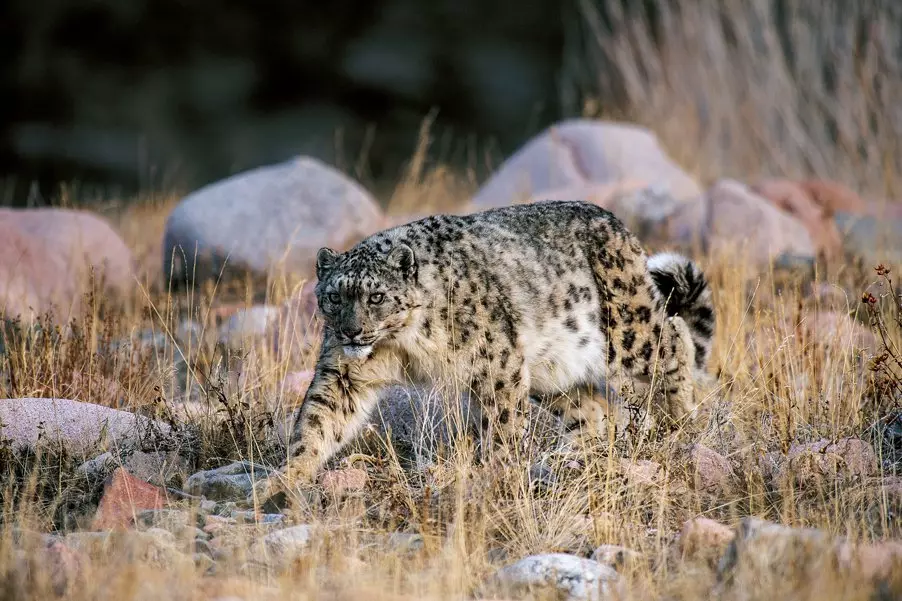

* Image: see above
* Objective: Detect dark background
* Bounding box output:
[1,0,614,205]
[3,0,883,207]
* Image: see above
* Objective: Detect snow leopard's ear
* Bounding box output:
[387,243,417,281]
[316,247,339,280]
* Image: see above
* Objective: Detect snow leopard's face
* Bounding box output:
[313,242,418,359]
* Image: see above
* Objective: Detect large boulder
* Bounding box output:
[470,119,701,210]
[670,179,816,266]
[0,398,171,457]
[162,156,385,288]
[0,208,135,323]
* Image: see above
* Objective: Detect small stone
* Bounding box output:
[387,532,425,554]
[217,305,281,349]
[65,529,189,570]
[678,517,736,564]
[775,438,878,485]
[688,444,737,495]
[717,517,902,596]
[229,510,285,526]
[491,553,618,601]
[618,458,662,487]
[257,525,316,565]
[590,545,641,571]
[92,468,167,531]
[136,509,191,534]
[184,461,276,501]
[319,467,367,495]
[204,515,237,535]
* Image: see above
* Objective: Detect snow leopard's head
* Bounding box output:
[313,240,419,359]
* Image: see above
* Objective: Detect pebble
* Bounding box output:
[490,553,618,601]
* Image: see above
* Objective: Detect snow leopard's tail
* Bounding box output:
[646,252,715,371]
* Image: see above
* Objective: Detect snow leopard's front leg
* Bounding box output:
[250,331,402,503]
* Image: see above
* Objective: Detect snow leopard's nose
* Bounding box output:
[341,327,363,340]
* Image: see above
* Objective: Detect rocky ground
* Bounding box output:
[1,119,902,600]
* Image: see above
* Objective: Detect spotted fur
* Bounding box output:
[252,200,715,500]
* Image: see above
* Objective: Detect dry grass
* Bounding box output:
[2,2,902,600]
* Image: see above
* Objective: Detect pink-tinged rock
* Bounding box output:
[163,156,385,288]
[799,179,868,214]
[678,517,735,563]
[92,468,167,531]
[720,518,902,596]
[618,459,663,487]
[215,281,320,364]
[471,119,701,210]
[751,179,843,260]
[319,467,368,495]
[688,444,737,495]
[0,207,135,323]
[203,515,237,535]
[0,397,171,455]
[673,179,815,266]
[774,438,877,486]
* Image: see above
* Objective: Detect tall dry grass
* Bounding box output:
[1,2,902,600]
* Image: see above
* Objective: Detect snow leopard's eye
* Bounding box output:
[368,292,385,305]
[327,292,341,304]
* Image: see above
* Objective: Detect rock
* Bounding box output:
[471,119,700,210]
[319,467,367,495]
[203,515,237,535]
[217,305,282,349]
[77,448,190,488]
[386,532,425,554]
[163,156,385,288]
[835,211,902,265]
[678,517,736,564]
[230,511,285,526]
[255,525,316,566]
[0,398,171,456]
[590,545,641,571]
[135,509,192,534]
[774,438,878,485]
[718,518,902,596]
[750,179,843,260]
[618,458,663,487]
[687,444,737,495]
[676,179,815,267]
[490,553,618,601]
[0,207,135,323]
[184,461,276,501]
[92,468,167,531]
[65,529,190,570]
[799,179,868,214]
[363,385,563,470]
